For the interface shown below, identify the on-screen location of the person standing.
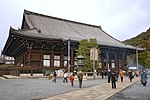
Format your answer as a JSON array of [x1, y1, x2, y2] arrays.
[[52, 71, 57, 83], [141, 70, 148, 86], [101, 71, 104, 79], [77, 71, 83, 88], [107, 70, 111, 83], [119, 69, 125, 82], [128, 70, 133, 82], [111, 70, 117, 89], [116, 71, 119, 81], [63, 72, 68, 83], [70, 74, 74, 86], [104, 71, 107, 79]]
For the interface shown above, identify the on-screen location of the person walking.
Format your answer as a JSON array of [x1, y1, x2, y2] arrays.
[[77, 71, 83, 88], [52, 71, 57, 83], [70, 74, 74, 86], [111, 70, 117, 89], [119, 69, 125, 82], [141, 70, 148, 86], [63, 72, 68, 83]]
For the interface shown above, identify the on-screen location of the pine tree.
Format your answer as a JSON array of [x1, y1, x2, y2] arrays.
[[76, 38, 101, 72]]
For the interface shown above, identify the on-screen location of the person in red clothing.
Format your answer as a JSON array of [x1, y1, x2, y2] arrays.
[[70, 74, 74, 86]]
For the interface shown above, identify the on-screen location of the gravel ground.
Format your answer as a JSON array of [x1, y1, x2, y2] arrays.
[[0, 78, 107, 100], [1, 76, 150, 100], [107, 76, 150, 100]]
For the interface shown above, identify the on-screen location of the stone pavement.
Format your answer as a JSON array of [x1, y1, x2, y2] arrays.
[[43, 77, 140, 100]]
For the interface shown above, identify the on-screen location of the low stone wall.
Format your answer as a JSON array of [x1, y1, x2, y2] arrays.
[[0, 68, 9, 76], [20, 74, 44, 77], [20, 74, 31, 77]]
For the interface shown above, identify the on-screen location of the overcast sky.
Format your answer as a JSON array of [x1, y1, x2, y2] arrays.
[[0, 0, 150, 52]]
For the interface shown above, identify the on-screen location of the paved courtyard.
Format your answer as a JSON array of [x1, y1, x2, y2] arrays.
[[0, 76, 150, 100], [107, 77, 150, 100], [0, 77, 107, 100]]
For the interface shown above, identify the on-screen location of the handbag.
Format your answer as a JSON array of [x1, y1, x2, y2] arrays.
[[115, 76, 117, 81]]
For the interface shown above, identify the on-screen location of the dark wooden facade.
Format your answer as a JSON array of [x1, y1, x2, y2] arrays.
[[3, 29, 79, 76], [100, 46, 129, 72], [3, 29, 133, 76]]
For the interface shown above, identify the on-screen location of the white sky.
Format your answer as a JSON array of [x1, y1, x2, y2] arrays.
[[0, 0, 150, 51]]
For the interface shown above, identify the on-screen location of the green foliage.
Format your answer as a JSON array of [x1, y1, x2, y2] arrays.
[[76, 38, 101, 72], [138, 51, 150, 68], [123, 28, 150, 68]]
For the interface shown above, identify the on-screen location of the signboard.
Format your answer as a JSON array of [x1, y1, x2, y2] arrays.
[[90, 48, 98, 61]]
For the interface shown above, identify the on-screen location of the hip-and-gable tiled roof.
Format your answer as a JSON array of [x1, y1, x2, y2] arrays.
[[19, 10, 143, 50]]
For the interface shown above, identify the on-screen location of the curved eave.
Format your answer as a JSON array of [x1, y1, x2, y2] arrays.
[[2, 27, 14, 56], [125, 44, 145, 51], [2, 28, 28, 57]]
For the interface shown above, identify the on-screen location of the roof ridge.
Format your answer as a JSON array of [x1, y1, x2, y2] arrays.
[[24, 9, 101, 28]]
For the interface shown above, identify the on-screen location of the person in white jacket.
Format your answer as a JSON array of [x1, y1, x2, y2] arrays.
[[63, 72, 68, 83]]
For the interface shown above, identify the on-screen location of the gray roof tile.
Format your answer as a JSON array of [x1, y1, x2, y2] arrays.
[[16, 10, 143, 50]]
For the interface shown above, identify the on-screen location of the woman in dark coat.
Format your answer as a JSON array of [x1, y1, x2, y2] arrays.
[[111, 71, 117, 89], [141, 70, 148, 86]]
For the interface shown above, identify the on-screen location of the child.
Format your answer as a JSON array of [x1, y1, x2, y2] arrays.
[[70, 75, 74, 86]]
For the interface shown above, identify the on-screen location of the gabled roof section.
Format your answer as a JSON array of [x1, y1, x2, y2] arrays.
[[12, 28, 62, 40], [20, 10, 143, 50]]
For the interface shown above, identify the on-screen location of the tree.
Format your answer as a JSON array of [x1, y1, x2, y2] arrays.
[[127, 50, 150, 68], [76, 38, 101, 72], [123, 28, 150, 68], [138, 50, 150, 68]]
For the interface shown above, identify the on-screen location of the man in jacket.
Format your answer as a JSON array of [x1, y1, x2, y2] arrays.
[[77, 71, 83, 88], [111, 70, 117, 89]]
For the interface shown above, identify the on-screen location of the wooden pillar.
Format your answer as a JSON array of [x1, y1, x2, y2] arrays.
[[40, 49, 43, 67], [17, 68, 20, 76], [23, 53, 25, 67], [60, 53, 64, 67], [115, 53, 118, 70], [40, 49, 44, 75], [124, 54, 127, 66], [51, 50, 54, 69], [31, 68, 33, 76], [106, 52, 109, 71], [121, 53, 123, 69], [70, 48, 74, 72], [29, 50, 33, 76], [122, 50, 126, 69]]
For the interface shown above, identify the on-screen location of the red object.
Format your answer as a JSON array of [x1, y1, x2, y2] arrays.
[[70, 76, 74, 82]]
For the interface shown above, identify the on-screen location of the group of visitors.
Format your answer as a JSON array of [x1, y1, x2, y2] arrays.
[[52, 68, 148, 89], [108, 69, 137, 89], [105, 68, 148, 89], [52, 71, 83, 88]]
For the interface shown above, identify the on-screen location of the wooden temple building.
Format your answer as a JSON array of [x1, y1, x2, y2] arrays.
[[2, 10, 143, 76]]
